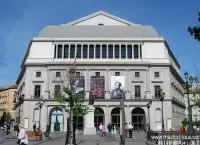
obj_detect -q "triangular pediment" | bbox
[64,11,137,26]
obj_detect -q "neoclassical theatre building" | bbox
[16,11,185,134]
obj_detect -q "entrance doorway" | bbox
[94,107,104,129]
[111,107,120,130]
[50,107,64,132]
[131,107,145,130]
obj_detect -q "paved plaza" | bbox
[0,132,147,145]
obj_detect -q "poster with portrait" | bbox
[70,76,85,95]
[110,76,125,99]
[90,76,105,99]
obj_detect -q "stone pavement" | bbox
[0,131,147,145]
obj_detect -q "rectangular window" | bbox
[34,85,41,98]
[70,45,75,58]
[108,45,113,59]
[54,45,57,58]
[54,85,61,97]
[115,72,120,76]
[95,72,100,77]
[155,72,160,78]
[89,45,94,58]
[75,72,80,76]
[121,45,126,59]
[155,85,161,99]
[95,45,100,59]
[57,44,63,58]
[135,85,141,98]
[56,72,61,77]
[127,45,132,59]
[102,45,107,58]
[36,72,41,77]
[77,45,82,59]
[135,72,140,77]
[115,45,120,58]
[83,45,88,58]
[134,45,139,59]
[64,45,69,58]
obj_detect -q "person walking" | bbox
[107,123,112,136]
[14,123,19,138]
[99,123,103,136]
[18,124,28,145]
[128,123,133,138]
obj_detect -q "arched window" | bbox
[50,107,64,132]
[94,107,104,129]
[132,107,145,130]
[155,108,161,123]
[111,107,120,129]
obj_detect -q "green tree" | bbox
[181,118,188,127]
[54,86,88,144]
[54,87,88,116]
[5,112,12,122]
[188,10,200,41]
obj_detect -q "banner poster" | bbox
[110,76,125,99]
[70,76,85,95]
[90,76,105,99]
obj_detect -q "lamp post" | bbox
[37,99,44,130]
[146,99,152,131]
[18,94,24,124]
[184,71,193,133]
[160,89,165,145]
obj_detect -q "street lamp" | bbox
[160,89,165,133]
[146,99,152,131]
[184,71,193,133]
[37,99,44,130]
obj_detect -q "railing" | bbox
[147,130,200,145]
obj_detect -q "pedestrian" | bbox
[101,125,106,137]
[14,122,19,138]
[99,123,103,136]
[18,124,28,145]
[128,123,133,138]
[107,123,112,136]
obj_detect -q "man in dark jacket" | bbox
[107,123,112,135]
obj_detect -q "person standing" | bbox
[128,123,133,138]
[18,124,28,145]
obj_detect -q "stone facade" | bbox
[15,11,185,133]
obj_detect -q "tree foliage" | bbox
[181,118,188,127]
[5,112,12,122]
[54,87,88,116]
[188,10,200,41]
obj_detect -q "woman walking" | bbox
[18,124,28,145]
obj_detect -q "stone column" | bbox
[85,69,89,100]
[105,106,109,126]
[105,69,110,99]
[83,105,96,135]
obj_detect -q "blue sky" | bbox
[0,0,199,86]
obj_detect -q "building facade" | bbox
[16,11,185,133]
[0,85,17,120]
